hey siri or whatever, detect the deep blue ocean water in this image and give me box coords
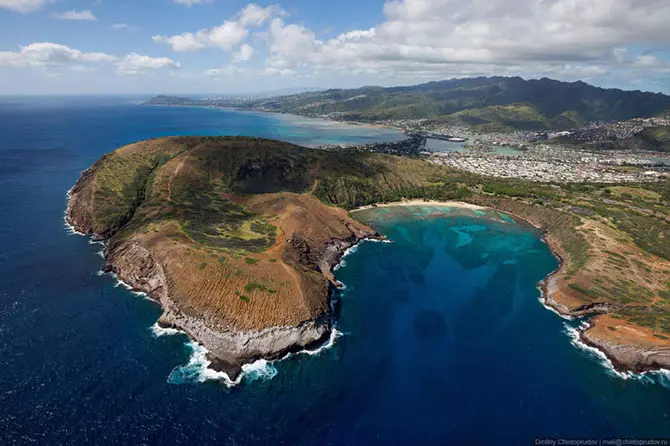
[1,96,669,444]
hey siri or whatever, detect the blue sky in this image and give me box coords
[1,0,669,94]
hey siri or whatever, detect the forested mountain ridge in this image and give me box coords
[248,77,670,130]
[147,77,670,132]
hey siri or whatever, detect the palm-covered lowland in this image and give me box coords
[67,136,670,373]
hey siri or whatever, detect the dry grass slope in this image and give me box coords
[72,136,670,364]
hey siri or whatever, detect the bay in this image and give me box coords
[0,96,668,445]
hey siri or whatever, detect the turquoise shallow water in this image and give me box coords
[1,97,669,444]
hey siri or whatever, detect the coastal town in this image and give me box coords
[426,150,664,183]
[314,131,667,184]
[149,95,669,184]
[311,117,670,183]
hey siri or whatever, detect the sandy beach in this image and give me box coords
[352,199,487,212]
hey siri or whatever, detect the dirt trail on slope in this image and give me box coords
[167,143,206,202]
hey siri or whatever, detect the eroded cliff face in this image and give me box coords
[68,136,670,378]
[66,161,102,236]
[582,329,670,373]
[537,234,670,374]
[579,316,670,373]
[66,137,381,380]
[100,231,364,380]
[99,236,337,380]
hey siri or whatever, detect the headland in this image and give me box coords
[66,136,670,380]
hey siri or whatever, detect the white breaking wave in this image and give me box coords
[242,359,279,382]
[66,185,343,387]
[63,213,86,236]
[563,322,670,388]
[110,274,155,302]
[334,242,358,271]
[113,277,131,289]
[563,322,627,379]
[334,237,390,272]
[341,244,359,257]
[297,328,343,357]
[536,283,574,321]
[365,237,392,244]
[167,341,278,387]
[63,188,88,236]
[168,341,240,387]
[150,322,184,337]
[167,327,344,387]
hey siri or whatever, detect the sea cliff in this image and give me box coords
[67,136,670,379]
[353,199,670,375]
[65,136,381,380]
[466,197,670,375]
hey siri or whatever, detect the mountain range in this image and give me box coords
[248,77,670,131]
[146,77,670,132]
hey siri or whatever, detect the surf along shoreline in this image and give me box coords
[66,187,670,384]
[350,199,670,379]
[64,179,383,386]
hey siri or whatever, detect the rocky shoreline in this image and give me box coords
[68,177,669,380]
[356,199,670,376]
[531,220,670,375]
[66,193,373,382]
[579,327,670,374]
[456,200,670,375]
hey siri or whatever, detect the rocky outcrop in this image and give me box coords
[67,135,669,381]
[486,201,670,375]
[581,328,670,373]
[68,172,368,382]
[65,161,103,235]
[100,236,343,381]
[541,272,670,374]
[538,239,670,374]
[104,241,168,301]
[284,224,381,287]
[158,307,331,380]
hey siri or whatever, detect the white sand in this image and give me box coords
[352,200,486,212]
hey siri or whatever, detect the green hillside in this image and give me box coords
[242,77,670,131]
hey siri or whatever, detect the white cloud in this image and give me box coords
[111,23,141,32]
[205,65,295,77]
[53,10,97,21]
[153,23,247,52]
[0,43,115,69]
[153,3,285,52]
[237,3,285,26]
[206,20,249,50]
[153,32,207,52]
[0,42,180,76]
[635,55,669,69]
[174,0,211,6]
[331,28,377,43]
[255,0,670,82]
[231,43,254,63]
[0,0,50,13]
[116,52,180,75]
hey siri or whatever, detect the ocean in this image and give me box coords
[0,96,668,444]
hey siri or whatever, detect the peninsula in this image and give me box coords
[67,136,670,379]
